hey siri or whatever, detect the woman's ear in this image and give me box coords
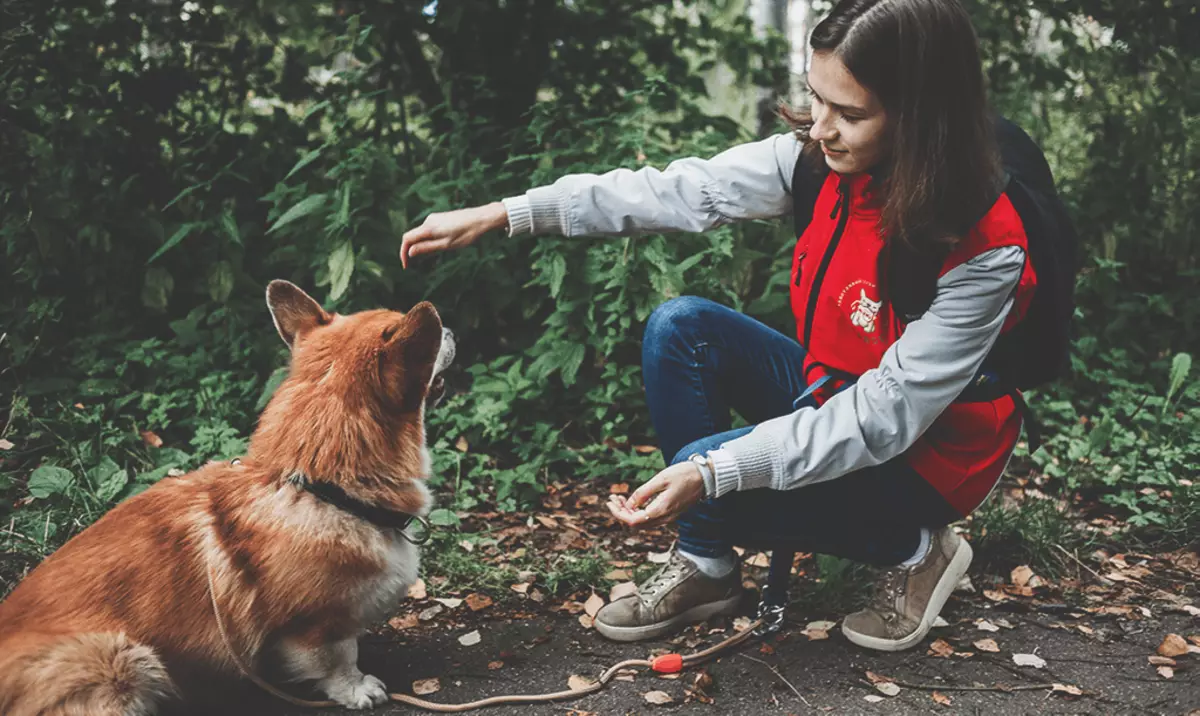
[266,280,331,349]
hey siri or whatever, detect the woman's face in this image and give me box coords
[807,51,890,175]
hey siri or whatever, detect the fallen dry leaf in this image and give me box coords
[458,540,475,553]
[1157,665,1175,679]
[0,439,14,450]
[610,581,638,601]
[1190,636,1200,646]
[983,589,1010,602]
[610,483,630,495]
[511,582,531,595]
[433,597,463,609]
[605,569,631,581]
[578,614,595,629]
[865,671,894,684]
[488,661,504,670]
[931,691,952,706]
[568,674,597,691]
[875,681,901,697]
[864,694,885,703]
[1011,565,1034,588]
[465,593,493,611]
[455,436,469,452]
[648,551,671,564]
[140,430,163,448]
[927,639,955,658]
[584,593,605,618]
[643,690,673,705]
[1051,683,1083,696]
[976,619,1000,632]
[418,605,443,621]
[745,552,771,568]
[803,628,830,640]
[1158,633,1189,658]
[1013,653,1047,669]
[407,579,427,600]
[458,630,481,646]
[535,515,559,529]
[733,616,755,632]
[633,444,658,454]
[1148,655,1177,666]
[974,638,1000,653]
[1183,605,1200,617]
[932,616,950,628]
[388,613,419,630]
[807,620,836,631]
[413,678,441,695]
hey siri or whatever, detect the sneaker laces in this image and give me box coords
[868,566,910,621]
[638,552,692,605]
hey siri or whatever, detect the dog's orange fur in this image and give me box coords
[0,281,446,715]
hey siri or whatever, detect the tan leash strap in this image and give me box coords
[207,563,762,712]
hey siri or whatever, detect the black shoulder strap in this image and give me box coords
[791,144,830,235]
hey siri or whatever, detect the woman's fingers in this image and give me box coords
[627,473,667,510]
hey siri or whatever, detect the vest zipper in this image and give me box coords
[802,181,851,348]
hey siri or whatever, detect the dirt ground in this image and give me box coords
[217,591,1200,716]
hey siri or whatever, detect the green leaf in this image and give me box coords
[267,193,328,234]
[141,267,174,311]
[147,223,196,264]
[303,100,331,121]
[220,209,241,245]
[328,241,355,301]
[208,260,235,303]
[284,145,326,181]
[547,253,567,299]
[256,366,289,411]
[428,508,460,527]
[28,466,75,499]
[558,343,587,387]
[95,467,129,503]
[1165,352,1192,407]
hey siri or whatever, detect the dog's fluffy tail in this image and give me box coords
[0,632,176,716]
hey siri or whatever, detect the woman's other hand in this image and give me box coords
[607,462,706,530]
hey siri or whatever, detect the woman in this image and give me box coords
[400,0,1036,652]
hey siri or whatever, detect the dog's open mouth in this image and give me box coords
[428,373,447,406]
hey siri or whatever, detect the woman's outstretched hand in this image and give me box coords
[607,462,706,530]
[400,201,508,269]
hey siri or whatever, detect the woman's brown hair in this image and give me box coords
[782,0,1002,252]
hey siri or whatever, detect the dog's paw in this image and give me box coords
[321,672,389,709]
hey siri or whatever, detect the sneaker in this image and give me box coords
[841,526,972,652]
[594,551,742,643]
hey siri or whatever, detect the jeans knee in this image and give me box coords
[643,296,714,361]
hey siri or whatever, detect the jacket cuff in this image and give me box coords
[501,196,533,237]
[502,186,569,237]
[707,430,780,497]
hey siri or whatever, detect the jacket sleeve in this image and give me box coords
[704,245,1027,497]
[501,134,802,237]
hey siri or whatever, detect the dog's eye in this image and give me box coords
[381,324,399,342]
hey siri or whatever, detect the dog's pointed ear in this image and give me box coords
[381,302,443,410]
[266,280,331,349]
[384,301,442,367]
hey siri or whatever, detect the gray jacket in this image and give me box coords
[502,133,1024,498]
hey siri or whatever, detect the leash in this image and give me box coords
[205,564,765,712]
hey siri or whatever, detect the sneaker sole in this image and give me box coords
[594,593,743,643]
[841,535,973,652]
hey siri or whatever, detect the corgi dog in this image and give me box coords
[0,280,455,715]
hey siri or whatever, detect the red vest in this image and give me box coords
[789,171,1037,516]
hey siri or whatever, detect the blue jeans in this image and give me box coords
[642,296,960,567]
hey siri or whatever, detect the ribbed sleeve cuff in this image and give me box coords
[706,430,780,497]
[501,186,570,237]
[501,196,533,237]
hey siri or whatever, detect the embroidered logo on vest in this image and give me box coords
[837,280,882,339]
